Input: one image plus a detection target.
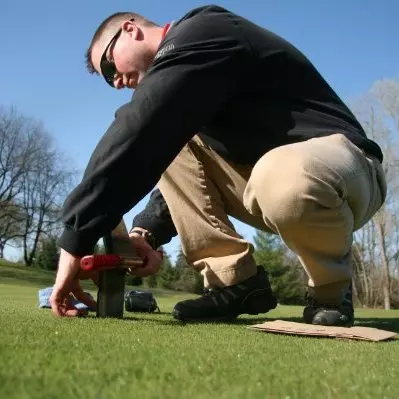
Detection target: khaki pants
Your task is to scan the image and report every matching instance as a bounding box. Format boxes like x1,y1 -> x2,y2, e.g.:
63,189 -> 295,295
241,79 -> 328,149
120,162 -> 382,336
157,133 -> 386,303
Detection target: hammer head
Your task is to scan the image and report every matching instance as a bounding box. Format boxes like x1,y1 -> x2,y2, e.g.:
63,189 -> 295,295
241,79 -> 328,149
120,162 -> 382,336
97,268 -> 126,318
96,220 -> 137,318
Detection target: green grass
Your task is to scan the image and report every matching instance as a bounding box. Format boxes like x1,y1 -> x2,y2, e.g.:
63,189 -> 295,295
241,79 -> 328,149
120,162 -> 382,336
1,262 -> 399,399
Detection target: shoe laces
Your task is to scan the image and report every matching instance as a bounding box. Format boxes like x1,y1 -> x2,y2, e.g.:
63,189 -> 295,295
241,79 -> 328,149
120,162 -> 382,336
202,287 -> 225,299
201,284 -> 249,306
202,288 -> 214,295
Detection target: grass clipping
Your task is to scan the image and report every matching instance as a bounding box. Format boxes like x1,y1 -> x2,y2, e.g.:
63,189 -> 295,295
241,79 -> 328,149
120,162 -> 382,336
248,320 -> 397,341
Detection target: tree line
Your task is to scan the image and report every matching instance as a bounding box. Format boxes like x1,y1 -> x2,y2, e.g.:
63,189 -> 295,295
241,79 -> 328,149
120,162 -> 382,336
1,77 -> 399,309
0,106 -> 75,264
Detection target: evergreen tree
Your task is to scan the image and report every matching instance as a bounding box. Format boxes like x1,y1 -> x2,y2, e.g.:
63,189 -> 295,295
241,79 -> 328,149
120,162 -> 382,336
35,237 -> 60,270
145,273 -> 158,288
174,248 -> 204,294
157,251 -> 179,289
143,246 -> 168,288
126,275 -> 143,286
252,230 -> 305,304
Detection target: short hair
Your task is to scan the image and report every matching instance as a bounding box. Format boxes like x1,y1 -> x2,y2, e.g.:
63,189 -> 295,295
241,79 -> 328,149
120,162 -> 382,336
85,12 -> 159,74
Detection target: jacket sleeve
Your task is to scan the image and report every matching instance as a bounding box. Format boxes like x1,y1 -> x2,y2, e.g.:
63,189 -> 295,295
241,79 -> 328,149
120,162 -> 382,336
131,188 -> 177,247
58,8 -> 249,256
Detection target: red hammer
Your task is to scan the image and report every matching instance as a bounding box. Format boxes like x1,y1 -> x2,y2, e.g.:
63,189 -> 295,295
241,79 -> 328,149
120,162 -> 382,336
80,254 -> 144,272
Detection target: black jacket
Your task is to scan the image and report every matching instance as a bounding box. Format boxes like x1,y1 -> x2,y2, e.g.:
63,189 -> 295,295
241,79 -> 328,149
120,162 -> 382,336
59,5 -> 383,255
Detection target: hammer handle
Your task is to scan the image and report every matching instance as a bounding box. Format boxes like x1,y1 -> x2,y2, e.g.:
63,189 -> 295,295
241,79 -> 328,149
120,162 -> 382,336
80,254 -> 143,271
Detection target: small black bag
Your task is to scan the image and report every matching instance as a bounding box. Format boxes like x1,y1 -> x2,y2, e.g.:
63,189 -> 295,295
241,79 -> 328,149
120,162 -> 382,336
124,290 -> 160,313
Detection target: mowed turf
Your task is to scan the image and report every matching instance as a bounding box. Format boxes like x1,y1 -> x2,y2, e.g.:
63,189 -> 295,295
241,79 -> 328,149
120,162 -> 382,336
1,262 -> 399,399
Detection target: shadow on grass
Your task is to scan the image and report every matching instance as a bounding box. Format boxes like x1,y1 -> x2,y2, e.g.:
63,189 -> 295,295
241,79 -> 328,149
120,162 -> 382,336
83,312 -> 183,327
354,318 -> 399,333
219,316 -> 302,325
82,312 -> 276,326
134,315 -> 293,326
80,312 -> 399,333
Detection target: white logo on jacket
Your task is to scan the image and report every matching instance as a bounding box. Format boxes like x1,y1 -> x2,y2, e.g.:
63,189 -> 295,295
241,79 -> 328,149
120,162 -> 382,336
154,43 -> 175,60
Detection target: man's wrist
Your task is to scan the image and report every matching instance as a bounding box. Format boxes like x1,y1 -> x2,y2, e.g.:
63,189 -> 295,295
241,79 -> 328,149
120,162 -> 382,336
129,227 -> 157,250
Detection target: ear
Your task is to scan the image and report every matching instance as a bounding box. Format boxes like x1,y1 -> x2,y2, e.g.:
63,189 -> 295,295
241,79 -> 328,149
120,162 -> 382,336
121,20 -> 140,40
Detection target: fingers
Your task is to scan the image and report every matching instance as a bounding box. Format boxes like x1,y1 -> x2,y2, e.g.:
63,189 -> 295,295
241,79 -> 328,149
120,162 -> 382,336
64,308 -> 88,317
129,249 -> 163,277
63,294 -> 89,317
50,286 -> 93,317
49,289 -> 67,317
127,234 -> 163,277
71,281 -> 97,311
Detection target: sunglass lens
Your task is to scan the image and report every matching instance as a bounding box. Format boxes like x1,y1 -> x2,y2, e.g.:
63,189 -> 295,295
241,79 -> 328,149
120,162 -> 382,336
101,61 -> 116,87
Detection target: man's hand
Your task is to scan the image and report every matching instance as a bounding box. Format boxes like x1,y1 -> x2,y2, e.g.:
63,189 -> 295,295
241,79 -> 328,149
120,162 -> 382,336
50,249 -> 98,317
128,230 -> 163,277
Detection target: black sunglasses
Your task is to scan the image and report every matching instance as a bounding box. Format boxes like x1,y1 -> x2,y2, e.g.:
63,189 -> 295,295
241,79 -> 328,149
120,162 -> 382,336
100,18 -> 135,88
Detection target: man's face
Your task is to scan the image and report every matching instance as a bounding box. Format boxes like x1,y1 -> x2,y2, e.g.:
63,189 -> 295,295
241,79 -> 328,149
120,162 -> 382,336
91,20 -> 154,89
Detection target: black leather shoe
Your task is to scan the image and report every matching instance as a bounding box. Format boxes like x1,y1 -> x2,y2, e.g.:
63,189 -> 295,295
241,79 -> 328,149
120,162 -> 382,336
303,283 -> 354,327
172,266 -> 277,322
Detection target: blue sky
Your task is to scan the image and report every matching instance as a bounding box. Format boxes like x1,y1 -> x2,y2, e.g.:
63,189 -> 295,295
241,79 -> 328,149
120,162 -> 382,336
1,0 -> 398,260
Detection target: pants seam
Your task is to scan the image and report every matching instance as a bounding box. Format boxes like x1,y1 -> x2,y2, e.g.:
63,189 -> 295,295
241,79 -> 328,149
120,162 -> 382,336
191,146 -> 232,236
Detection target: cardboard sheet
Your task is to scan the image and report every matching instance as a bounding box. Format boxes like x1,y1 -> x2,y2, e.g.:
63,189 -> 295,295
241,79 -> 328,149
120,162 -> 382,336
248,320 -> 397,341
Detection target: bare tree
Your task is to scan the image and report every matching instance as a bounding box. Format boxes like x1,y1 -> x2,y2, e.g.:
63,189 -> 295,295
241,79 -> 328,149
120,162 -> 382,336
19,134 -> 75,266
0,201 -> 25,257
372,79 -> 399,309
0,106 -> 47,256
0,105 -> 76,264
351,78 -> 399,309
372,79 -> 399,129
